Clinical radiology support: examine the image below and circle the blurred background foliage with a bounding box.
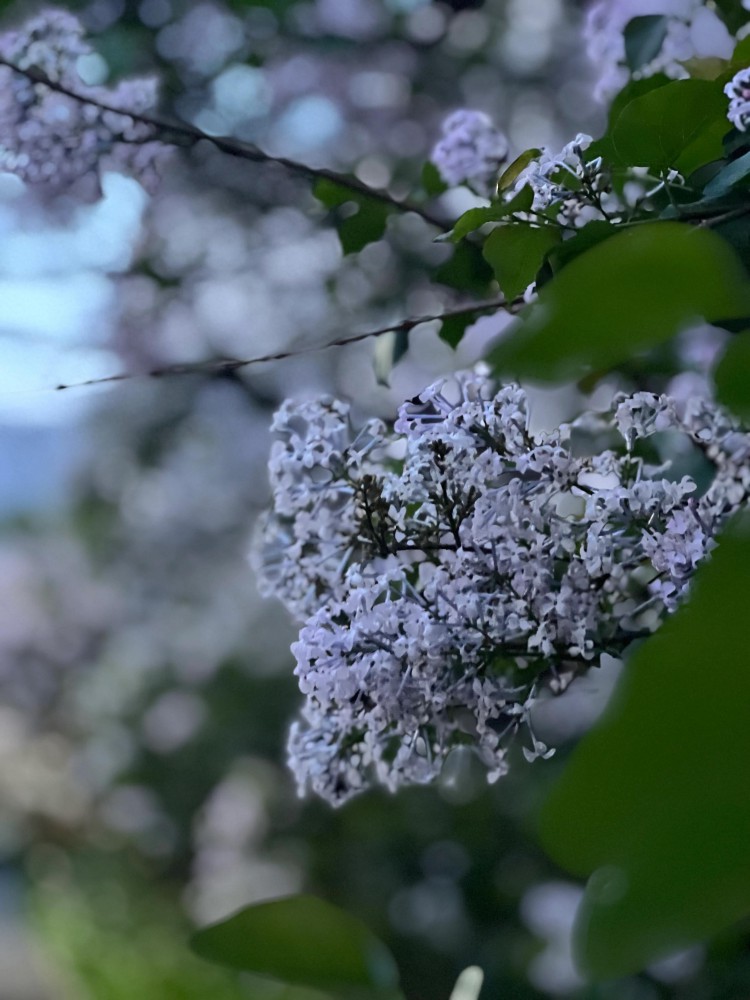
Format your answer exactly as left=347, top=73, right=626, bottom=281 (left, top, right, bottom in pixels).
left=0, top=0, right=747, bottom=997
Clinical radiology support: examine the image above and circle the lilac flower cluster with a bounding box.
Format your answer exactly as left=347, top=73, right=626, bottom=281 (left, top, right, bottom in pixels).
left=431, top=116, right=622, bottom=228
left=0, top=9, right=169, bottom=198
left=512, top=133, right=622, bottom=228
left=726, top=66, right=750, bottom=132
left=585, top=0, right=736, bottom=103
left=430, top=110, right=509, bottom=196
left=255, top=375, right=750, bottom=805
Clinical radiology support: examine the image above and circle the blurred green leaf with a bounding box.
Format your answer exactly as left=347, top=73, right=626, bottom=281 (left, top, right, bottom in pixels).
left=314, top=179, right=390, bottom=255
left=540, top=514, right=750, bottom=979
left=191, top=895, right=402, bottom=998
left=33, top=867, right=255, bottom=1000
left=373, top=329, right=410, bottom=385
left=713, top=210, right=750, bottom=273
left=717, top=0, right=750, bottom=37
left=611, top=79, right=728, bottom=174
left=421, top=161, right=448, bottom=197
left=623, top=15, right=668, bottom=72
left=489, top=222, right=750, bottom=380
left=547, top=220, right=617, bottom=272
left=715, top=330, right=750, bottom=418
left=730, top=33, right=750, bottom=71
left=435, top=241, right=495, bottom=296
left=482, top=224, right=560, bottom=301
left=439, top=311, right=474, bottom=349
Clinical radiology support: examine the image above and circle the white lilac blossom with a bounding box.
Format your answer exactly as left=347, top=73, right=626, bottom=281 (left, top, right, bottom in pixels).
left=512, top=134, right=624, bottom=228
left=726, top=66, right=750, bottom=131
left=585, top=0, right=735, bottom=103
left=0, top=9, right=169, bottom=197
left=507, top=134, right=688, bottom=230
left=254, top=376, right=750, bottom=806
left=430, top=110, right=509, bottom=196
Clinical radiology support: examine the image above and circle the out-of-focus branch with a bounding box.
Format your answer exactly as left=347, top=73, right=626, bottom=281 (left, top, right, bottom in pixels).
left=55, top=294, right=522, bottom=391
left=0, top=58, right=448, bottom=228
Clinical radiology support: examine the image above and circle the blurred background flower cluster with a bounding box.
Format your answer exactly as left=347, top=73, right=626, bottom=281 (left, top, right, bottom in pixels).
left=0, top=0, right=745, bottom=997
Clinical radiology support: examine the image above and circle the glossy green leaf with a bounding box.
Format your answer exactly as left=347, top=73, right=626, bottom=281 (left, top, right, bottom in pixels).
left=611, top=79, right=728, bottom=174
left=703, top=150, right=750, bottom=198
left=191, top=896, right=401, bottom=997
left=482, top=224, right=561, bottom=301
left=623, top=15, right=668, bottom=72
left=540, top=514, right=750, bottom=978
left=715, top=330, right=750, bottom=419
left=314, top=179, right=390, bottom=255
left=489, top=223, right=750, bottom=381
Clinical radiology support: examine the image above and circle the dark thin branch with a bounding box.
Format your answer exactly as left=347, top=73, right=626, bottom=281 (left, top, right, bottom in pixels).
left=698, top=203, right=750, bottom=229
left=54, top=294, right=523, bottom=391
left=0, top=58, right=447, bottom=229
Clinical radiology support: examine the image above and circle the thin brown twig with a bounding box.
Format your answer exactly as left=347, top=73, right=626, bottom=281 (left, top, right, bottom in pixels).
left=54, top=294, right=523, bottom=391
left=0, top=57, right=448, bottom=229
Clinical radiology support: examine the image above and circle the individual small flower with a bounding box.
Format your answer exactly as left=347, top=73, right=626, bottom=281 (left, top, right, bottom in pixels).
left=0, top=9, right=170, bottom=198
left=726, top=66, right=750, bottom=131
left=430, top=109, right=509, bottom=195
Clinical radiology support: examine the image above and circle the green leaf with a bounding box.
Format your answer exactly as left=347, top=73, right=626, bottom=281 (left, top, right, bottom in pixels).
left=421, top=161, right=448, bottom=198
left=730, top=32, right=750, bottom=70
left=489, top=223, right=750, bottom=381
left=547, top=221, right=617, bottom=272
left=539, top=514, right=750, bottom=978
left=718, top=0, right=750, bottom=38
left=443, top=186, right=534, bottom=243
left=498, top=149, right=541, bottom=192
left=703, top=150, right=750, bottom=198
left=191, top=895, right=402, bottom=997
left=482, top=224, right=561, bottom=301
left=587, top=75, right=672, bottom=164
left=713, top=210, right=750, bottom=274
left=607, top=74, right=672, bottom=133
left=715, top=330, right=750, bottom=418
left=611, top=79, right=729, bottom=174
left=314, top=179, right=390, bottom=255
left=623, top=15, right=668, bottom=72
left=435, top=241, right=494, bottom=296
left=439, top=311, right=474, bottom=349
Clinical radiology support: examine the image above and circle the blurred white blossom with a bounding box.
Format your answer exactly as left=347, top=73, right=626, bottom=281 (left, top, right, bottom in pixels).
left=430, top=109, right=508, bottom=195
left=0, top=9, right=170, bottom=197
left=585, top=0, right=735, bottom=102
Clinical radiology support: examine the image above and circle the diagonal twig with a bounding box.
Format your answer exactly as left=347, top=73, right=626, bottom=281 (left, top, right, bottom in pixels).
left=54, top=294, right=523, bottom=391
left=0, top=57, right=448, bottom=229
